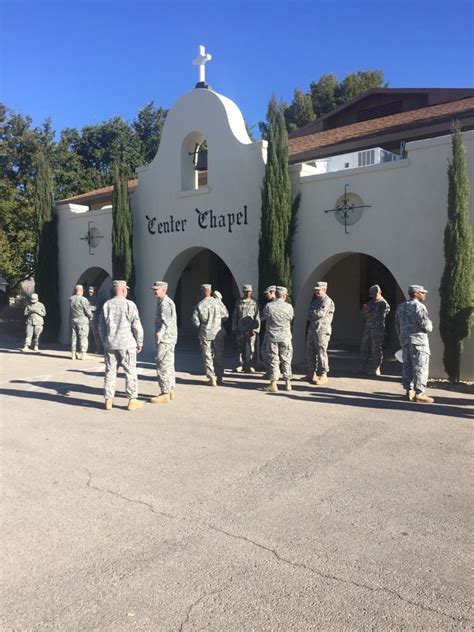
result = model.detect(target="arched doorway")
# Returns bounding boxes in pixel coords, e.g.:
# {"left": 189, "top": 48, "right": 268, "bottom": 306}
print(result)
{"left": 294, "top": 252, "right": 404, "bottom": 363}
{"left": 163, "top": 248, "right": 239, "bottom": 336}
{"left": 76, "top": 266, "right": 112, "bottom": 307}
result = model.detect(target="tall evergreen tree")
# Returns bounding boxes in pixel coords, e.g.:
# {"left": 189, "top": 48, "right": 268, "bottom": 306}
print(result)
{"left": 112, "top": 157, "right": 135, "bottom": 294}
{"left": 259, "top": 100, "right": 293, "bottom": 301}
{"left": 34, "top": 150, "right": 60, "bottom": 339}
{"left": 439, "top": 123, "right": 473, "bottom": 383}
{"left": 284, "top": 88, "right": 315, "bottom": 132}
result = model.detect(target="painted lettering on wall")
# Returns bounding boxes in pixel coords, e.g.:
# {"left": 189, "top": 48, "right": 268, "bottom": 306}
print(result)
{"left": 145, "top": 206, "right": 249, "bottom": 236}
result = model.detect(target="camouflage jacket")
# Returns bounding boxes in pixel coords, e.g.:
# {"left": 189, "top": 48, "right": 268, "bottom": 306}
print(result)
{"left": 192, "top": 297, "right": 228, "bottom": 340}
{"left": 362, "top": 297, "right": 390, "bottom": 331}
{"left": 261, "top": 299, "right": 294, "bottom": 342}
{"left": 99, "top": 297, "right": 144, "bottom": 351}
{"left": 69, "top": 295, "right": 92, "bottom": 322}
{"left": 232, "top": 298, "right": 260, "bottom": 334}
{"left": 307, "top": 295, "right": 335, "bottom": 335}
{"left": 395, "top": 298, "right": 432, "bottom": 352}
{"left": 155, "top": 295, "right": 178, "bottom": 345}
{"left": 24, "top": 302, "right": 46, "bottom": 326}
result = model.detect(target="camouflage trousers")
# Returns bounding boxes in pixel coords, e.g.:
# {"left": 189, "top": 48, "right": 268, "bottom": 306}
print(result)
{"left": 360, "top": 328, "right": 385, "bottom": 372}
{"left": 401, "top": 342, "right": 429, "bottom": 393}
{"left": 306, "top": 333, "right": 330, "bottom": 375}
{"left": 89, "top": 319, "right": 102, "bottom": 354}
{"left": 199, "top": 331, "right": 224, "bottom": 378}
{"left": 25, "top": 323, "right": 43, "bottom": 347}
{"left": 236, "top": 332, "right": 257, "bottom": 371}
{"left": 156, "top": 343, "right": 176, "bottom": 394}
{"left": 71, "top": 319, "right": 90, "bottom": 353}
{"left": 104, "top": 348, "right": 138, "bottom": 399}
{"left": 267, "top": 339, "right": 293, "bottom": 381}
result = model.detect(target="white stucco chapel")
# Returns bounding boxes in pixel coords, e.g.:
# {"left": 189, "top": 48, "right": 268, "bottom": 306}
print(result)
{"left": 56, "top": 47, "right": 474, "bottom": 378}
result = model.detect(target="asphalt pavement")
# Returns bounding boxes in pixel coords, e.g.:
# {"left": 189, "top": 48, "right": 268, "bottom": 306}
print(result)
{"left": 1, "top": 335, "right": 472, "bottom": 631}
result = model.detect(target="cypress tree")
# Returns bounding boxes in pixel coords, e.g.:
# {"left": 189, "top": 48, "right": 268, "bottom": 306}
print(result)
{"left": 112, "top": 157, "right": 135, "bottom": 295}
{"left": 439, "top": 123, "right": 473, "bottom": 383}
{"left": 259, "top": 98, "right": 294, "bottom": 301}
{"left": 34, "top": 150, "right": 60, "bottom": 340}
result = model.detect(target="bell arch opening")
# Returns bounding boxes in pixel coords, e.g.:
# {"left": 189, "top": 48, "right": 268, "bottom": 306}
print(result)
{"left": 75, "top": 266, "right": 112, "bottom": 305}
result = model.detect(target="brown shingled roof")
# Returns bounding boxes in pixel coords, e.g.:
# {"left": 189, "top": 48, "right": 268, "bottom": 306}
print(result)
{"left": 60, "top": 179, "right": 138, "bottom": 205}
{"left": 288, "top": 97, "right": 474, "bottom": 161}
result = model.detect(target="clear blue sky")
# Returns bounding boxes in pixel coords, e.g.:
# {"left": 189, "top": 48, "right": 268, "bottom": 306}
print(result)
{"left": 1, "top": 0, "right": 473, "bottom": 134}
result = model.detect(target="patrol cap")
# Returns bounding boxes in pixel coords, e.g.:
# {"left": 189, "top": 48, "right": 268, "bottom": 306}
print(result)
{"left": 31, "top": 293, "right": 39, "bottom": 302}
{"left": 112, "top": 280, "right": 129, "bottom": 289}
{"left": 264, "top": 285, "right": 276, "bottom": 293}
{"left": 87, "top": 286, "right": 95, "bottom": 292}
{"left": 314, "top": 282, "right": 327, "bottom": 290}
{"left": 242, "top": 284, "right": 252, "bottom": 292}
{"left": 151, "top": 281, "right": 168, "bottom": 289}
{"left": 276, "top": 286, "right": 288, "bottom": 294}
{"left": 409, "top": 284, "right": 428, "bottom": 294}
{"left": 213, "top": 290, "right": 222, "bottom": 300}
{"left": 368, "top": 284, "right": 381, "bottom": 296}
{"left": 201, "top": 283, "right": 212, "bottom": 291}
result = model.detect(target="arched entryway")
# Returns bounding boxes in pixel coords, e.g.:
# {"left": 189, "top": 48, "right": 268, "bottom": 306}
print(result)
{"left": 163, "top": 247, "right": 239, "bottom": 335}
{"left": 294, "top": 252, "right": 404, "bottom": 364}
{"left": 75, "top": 266, "right": 112, "bottom": 307}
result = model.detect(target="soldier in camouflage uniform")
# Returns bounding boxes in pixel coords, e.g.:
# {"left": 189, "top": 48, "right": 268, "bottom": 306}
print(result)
{"left": 232, "top": 284, "right": 260, "bottom": 373}
{"left": 150, "top": 281, "right": 177, "bottom": 404}
{"left": 99, "top": 280, "right": 144, "bottom": 411}
{"left": 87, "top": 286, "right": 102, "bottom": 354}
{"left": 192, "top": 284, "right": 229, "bottom": 386}
{"left": 304, "top": 282, "right": 335, "bottom": 385}
{"left": 261, "top": 286, "right": 293, "bottom": 392}
{"left": 360, "top": 284, "right": 390, "bottom": 376}
{"left": 395, "top": 284, "right": 434, "bottom": 403}
{"left": 21, "top": 293, "right": 46, "bottom": 352}
{"left": 260, "top": 285, "right": 276, "bottom": 375}
{"left": 69, "top": 285, "right": 92, "bottom": 360}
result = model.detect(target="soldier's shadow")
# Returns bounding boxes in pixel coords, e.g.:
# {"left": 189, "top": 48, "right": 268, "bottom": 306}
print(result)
{"left": 283, "top": 387, "right": 473, "bottom": 419}
{"left": 2, "top": 379, "right": 105, "bottom": 409}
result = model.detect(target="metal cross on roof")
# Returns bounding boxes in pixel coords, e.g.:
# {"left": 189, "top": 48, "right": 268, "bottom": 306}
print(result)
{"left": 80, "top": 221, "right": 104, "bottom": 255}
{"left": 193, "top": 45, "right": 212, "bottom": 88}
{"left": 323, "top": 184, "right": 371, "bottom": 234}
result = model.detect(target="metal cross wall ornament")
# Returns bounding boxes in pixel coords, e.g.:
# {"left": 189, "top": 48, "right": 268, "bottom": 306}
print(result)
{"left": 80, "top": 221, "right": 104, "bottom": 255}
{"left": 323, "top": 184, "right": 371, "bottom": 234}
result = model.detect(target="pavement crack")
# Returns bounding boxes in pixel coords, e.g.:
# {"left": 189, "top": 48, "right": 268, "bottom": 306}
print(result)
{"left": 206, "top": 523, "right": 470, "bottom": 625}
{"left": 85, "top": 469, "right": 174, "bottom": 519}
{"left": 177, "top": 577, "right": 234, "bottom": 632}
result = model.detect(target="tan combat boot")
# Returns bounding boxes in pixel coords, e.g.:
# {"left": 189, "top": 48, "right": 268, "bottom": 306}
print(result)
{"left": 284, "top": 379, "right": 292, "bottom": 392}
{"left": 266, "top": 381, "right": 278, "bottom": 393}
{"left": 311, "top": 372, "right": 318, "bottom": 384}
{"left": 71, "top": 351, "right": 76, "bottom": 360}
{"left": 104, "top": 399, "right": 113, "bottom": 410}
{"left": 415, "top": 392, "right": 434, "bottom": 403}
{"left": 405, "top": 389, "right": 416, "bottom": 401}
{"left": 150, "top": 393, "right": 171, "bottom": 404}
{"left": 208, "top": 376, "right": 217, "bottom": 387}
{"left": 21, "top": 345, "right": 29, "bottom": 352}
{"left": 234, "top": 366, "right": 243, "bottom": 373}
{"left": 77, "top": 352, "right": 84, "bottom": 360}
{"left": 127, "top": 398, "right": 144, "bottom": 411}
{"left": 33, "top": 345, "right": 39, "bottom": 352}
{"left": 316, "top": 373, "right": 328, "bottom": 385}
{"left": 170, "top": 389, "right": 176, "bottom": 400}
{"left": 374, "top": 367, "right": 381, "bottom": 376}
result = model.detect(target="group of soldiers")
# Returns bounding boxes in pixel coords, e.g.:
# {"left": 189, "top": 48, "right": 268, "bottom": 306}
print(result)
{"left": 20, "top": 277, "right": 435, "bottom": 409}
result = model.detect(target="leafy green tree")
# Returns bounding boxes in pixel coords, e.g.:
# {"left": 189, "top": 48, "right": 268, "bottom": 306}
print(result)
{"left": 337, "top": 70, "right": 386, "bottom": 103}
{"left": 258, "top": 95, "right": 288, "bottom": 140}
{"left": 0, "top": 104, "right": 40, "bottom": 290}
{"left": 34, "top": 150, "right": 60, "bottom": 339}
{"left": 439, "top": 123, "right": 473, "bottom": 383}
{"left": 310, "top": 73, "right": 339, "bottom": 117}
{"left": 132, "top": 101, "right": 168, "bottom": 164}
{"left": 284, "top": 88, "right": 315, "bottom": 133}
{"left": 259, "top": 101, "right": 293, "bottom": 301}
{"left": 112, "top": 158, "right": 135, "bottom": 293}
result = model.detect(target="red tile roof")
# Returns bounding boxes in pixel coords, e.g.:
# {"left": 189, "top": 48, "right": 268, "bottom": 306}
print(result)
{"left": 288, "top": 97, "right": 474, "bottom": 161}
{"left": 60, "top": 179, "right": 138, "bottom": 204}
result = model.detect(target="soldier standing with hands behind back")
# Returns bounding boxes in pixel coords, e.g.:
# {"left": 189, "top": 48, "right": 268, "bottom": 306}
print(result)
{"left": 69, "top": 285, "right": 92, "bottom": 360}
{"left": 232, "top": 284, "right": 260, "bottom": 373}
{"left": 261, "top": 286, "right": 294, "bottom": 393}
{"left": 150, "top": 281, "right": 177, "bottom": 404}
{"left": 360, "top": 284, "right": 390, "bottom": 376}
